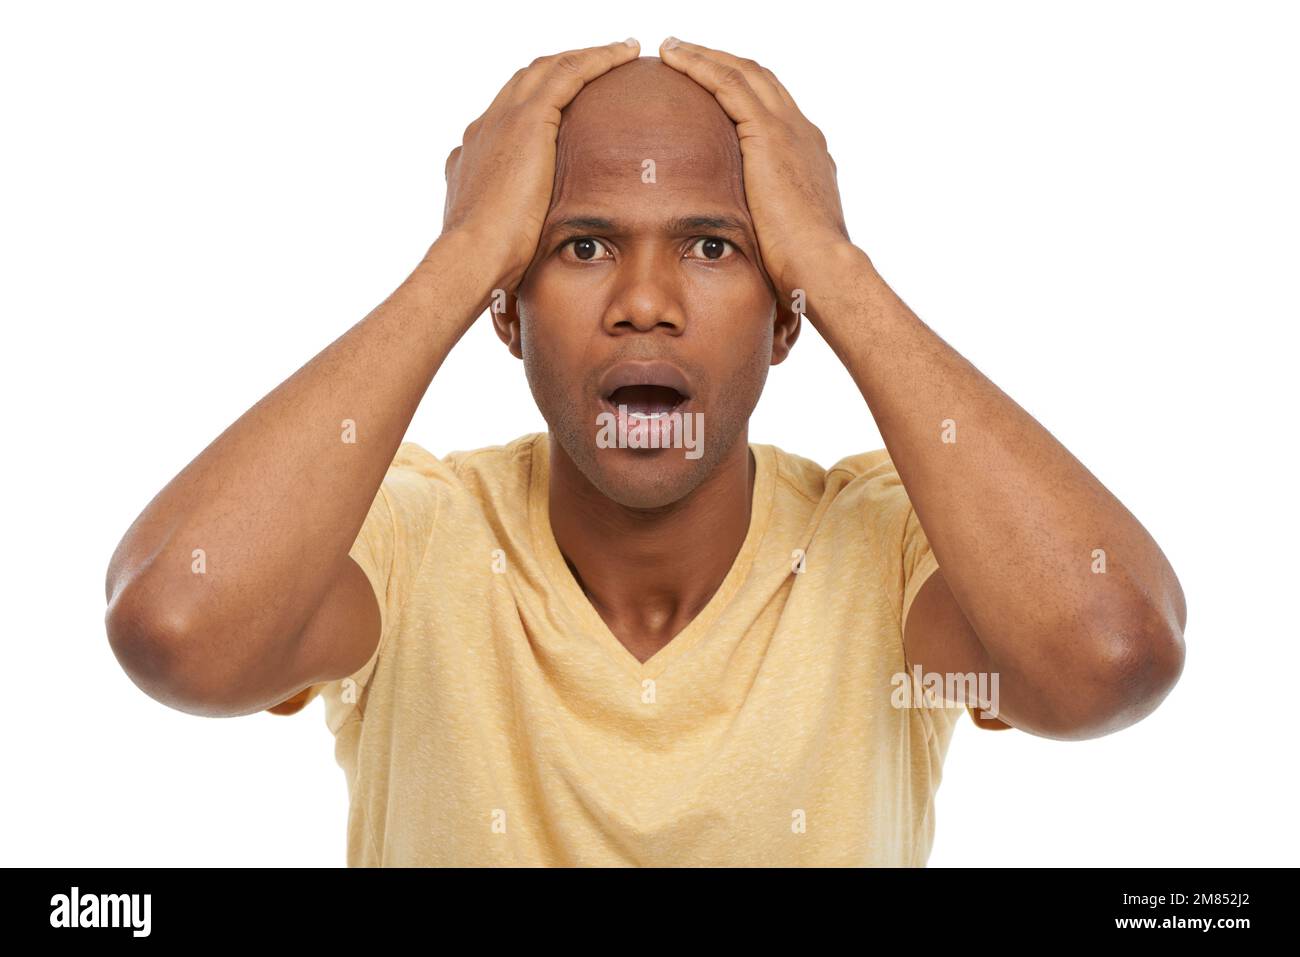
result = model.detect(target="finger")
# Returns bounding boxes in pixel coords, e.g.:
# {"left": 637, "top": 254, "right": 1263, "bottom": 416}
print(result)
{"left": 759, "top": 66, "right": 798, "bottom": 111}
{"left": 755, "top": 66, "right": 822, "bottom": 138}
{"left": 484, "top": 65, "right": 533, "bottom": 114}
{"left": 457, "top": 63, "right": 545, "bottom": 142}
{"left": 657, "top": 38, "right": 785, "bottom": 117}
{"left": 514, "top": 39, "right": 641, "bottom": 106}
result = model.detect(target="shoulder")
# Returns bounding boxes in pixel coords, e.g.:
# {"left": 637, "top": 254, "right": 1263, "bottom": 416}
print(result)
{"left": 375, "top": 433, "right": 542, "bottom": 551}
{"left": 432, "top": 432, "right": 541, "bottom": 508}
{"left": 360, "top": 434, "right": 539, "bottom": 553}
{"left": 438, "top": 432, "right": 541, "bottom": 479}
{"left": 764, "top": 445, "right": 920, "bottom": 569}
{"left": 383, "top": 433, "right": 540, "bottom": 494}
{"left": 764, "top": 443, "right": 904, "bottom": 508}
{"left": 825, "top": 448, "right": 902, "bottom": 494}
{"left": 826, "top": 448, "right": 915, "bottom": 523}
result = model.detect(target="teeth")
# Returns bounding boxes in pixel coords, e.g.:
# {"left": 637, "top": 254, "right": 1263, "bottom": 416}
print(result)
{"left": 629, "top": 411, "right": 669, "bottom": 419}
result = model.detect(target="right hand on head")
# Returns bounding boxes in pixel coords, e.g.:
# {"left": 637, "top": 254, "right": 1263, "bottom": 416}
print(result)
{"left": 440, "top": 40, "right": 641, "bottom": 293}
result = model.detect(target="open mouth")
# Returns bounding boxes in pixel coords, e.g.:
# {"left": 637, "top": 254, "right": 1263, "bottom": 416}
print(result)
{"left": 604, "top": 384, "right": 688, "bottom": 418}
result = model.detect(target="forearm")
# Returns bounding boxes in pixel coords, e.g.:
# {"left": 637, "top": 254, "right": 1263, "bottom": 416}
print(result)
{"left": 806, "top": 244, "right": 1186, "bottom": 690}
{"left": 105, "top": 230, "right": 494, "bottom": 666}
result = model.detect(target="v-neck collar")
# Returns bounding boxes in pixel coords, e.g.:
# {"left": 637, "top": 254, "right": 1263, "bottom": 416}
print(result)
{"left": 527, "top": 433, "right": 776, "bottom": 681}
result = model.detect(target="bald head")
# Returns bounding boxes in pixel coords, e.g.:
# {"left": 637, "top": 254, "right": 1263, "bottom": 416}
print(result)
{"left": 549, "top": 57, "right": 745, "bottom": 216}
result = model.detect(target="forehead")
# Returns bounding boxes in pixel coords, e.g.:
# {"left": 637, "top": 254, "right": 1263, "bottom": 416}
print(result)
{"left": 551, "top": 142, "right": 746, "bottom": 214}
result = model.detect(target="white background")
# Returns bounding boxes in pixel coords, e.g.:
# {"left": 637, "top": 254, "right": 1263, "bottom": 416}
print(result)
{"left": 2, "top": 0, "right": 1296, "bottom": 867}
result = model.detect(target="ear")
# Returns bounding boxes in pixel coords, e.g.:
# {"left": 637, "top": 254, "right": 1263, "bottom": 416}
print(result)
{"left": 769, "top": 297, "right": 802, "bottom": 366}
{"left": 490, "top": 290, "right": 523, "bottom": 360}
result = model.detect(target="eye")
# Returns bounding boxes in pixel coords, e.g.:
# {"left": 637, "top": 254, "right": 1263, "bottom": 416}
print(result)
{"left": 562, "top": 237, "right": 613, "bottom": 262}
{"left": 688, "top": 237, "right": 735, "bottom": 261}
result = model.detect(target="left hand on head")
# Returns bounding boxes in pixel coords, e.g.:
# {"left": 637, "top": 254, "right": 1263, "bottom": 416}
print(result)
{"left": 658, "top": 37, "right": 858, "bottom": 302}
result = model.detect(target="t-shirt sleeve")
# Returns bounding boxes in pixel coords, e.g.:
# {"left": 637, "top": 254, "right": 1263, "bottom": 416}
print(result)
{"left": 838, "top": 449, "right": 941, "bottom": 640}
{"left": 264, "top": 442, "right": 440, "bottom": 716}
{"left": 898, "top": 482, "right": 1011, "bottom": 732}
{"left": 896, "top": 495, "right": 964, "bottom": 731}
{"left": 842, "top": 450, "right": 995, "bottom": 734}
{"left": 900, "top": 502, "right": 941, "bottom": 639}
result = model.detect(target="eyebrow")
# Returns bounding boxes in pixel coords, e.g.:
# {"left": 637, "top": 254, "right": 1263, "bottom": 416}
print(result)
{"left": 545, "top": 214, "right": 753, "bottom": 239}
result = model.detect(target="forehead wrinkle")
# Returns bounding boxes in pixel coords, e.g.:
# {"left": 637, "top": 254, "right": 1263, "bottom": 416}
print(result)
{"left": 551, "top": 152, "right": 745, "bottom": 211}
{"left": 556, "top": 111, "right": 741, "bottom": 176}
{"left": 551, "top": 135, "right": 746, "bottom": 224}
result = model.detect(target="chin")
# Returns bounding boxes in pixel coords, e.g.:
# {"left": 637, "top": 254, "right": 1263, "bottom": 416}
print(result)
{"left": 584, "top": 447, "right": 706, "bottom": 510}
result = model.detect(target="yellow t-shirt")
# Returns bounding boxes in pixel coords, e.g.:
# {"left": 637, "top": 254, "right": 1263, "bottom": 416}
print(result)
{"left": 270, "top": 432, "right": 982, "bottom": 866}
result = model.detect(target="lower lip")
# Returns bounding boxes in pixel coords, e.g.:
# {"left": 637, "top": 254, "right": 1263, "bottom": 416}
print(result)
{"left": 599, "top": 396, "right": 692, "bottom": 451}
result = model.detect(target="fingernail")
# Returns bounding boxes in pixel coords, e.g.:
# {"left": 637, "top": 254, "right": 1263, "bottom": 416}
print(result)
{"left": 623, "top": 37, "right": 638, "bottom": 47}
{"left": 662, "top": 36, "right": 680, "bottom": 50}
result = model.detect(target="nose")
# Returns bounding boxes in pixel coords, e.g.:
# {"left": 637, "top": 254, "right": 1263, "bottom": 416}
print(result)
{"left": 600, "top": 248, "right": 686, "bottom": 336}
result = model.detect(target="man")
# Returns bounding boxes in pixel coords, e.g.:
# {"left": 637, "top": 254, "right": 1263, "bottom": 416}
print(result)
{"left": 104, "top": 39, "right": 1187, "bottom": 866}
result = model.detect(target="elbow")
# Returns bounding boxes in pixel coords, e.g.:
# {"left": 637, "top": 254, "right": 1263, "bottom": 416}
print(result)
{"left": 1105, "top": 617, "right": 1185, "bottom": 725}
{"left": 104, "top": 583, "right": 236, "bottom": 716}
{"left": 1044, "top": 608, "right": 1186, "bottom": 740}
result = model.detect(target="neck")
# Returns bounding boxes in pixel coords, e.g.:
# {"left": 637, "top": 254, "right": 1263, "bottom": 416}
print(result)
{"left": 547, "top": 433, "right": 756, "bottom": 660}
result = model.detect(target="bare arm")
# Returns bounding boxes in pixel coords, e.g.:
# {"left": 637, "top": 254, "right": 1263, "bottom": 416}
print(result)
{"left": 104, "top": 40, "right": 642, "bottom": 717}
{"left": 658, "top": 39, "right": 1186, "bottom": 740}
{"left": 817, "top": 250, "right": 1186, "bottom": 740}
{"left": 104, "top": 234, "right": 494, "bottom": 716}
